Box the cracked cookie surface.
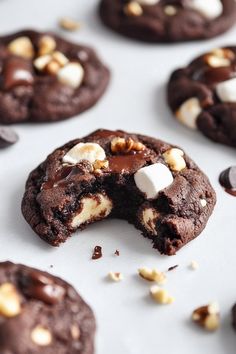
[0,29,110,124]
[22,129,216,255]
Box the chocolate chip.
[219,166,236,189]
[92,246,102,260]
[0,126,19,148]
[2,57,34,90]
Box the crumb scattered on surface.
[189,260,199,270]
[114,250,120,256]
[59,17,81,31]
[92,246,102,260]
[108,272,123,282]
[168,265,178,272]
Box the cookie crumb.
[92,246,102,260]
[108,272,123,282]
[114,249,120,256]
[168,265,178,272]
[189,260,199,270]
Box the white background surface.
[0,1,236,353]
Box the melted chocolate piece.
[19,270,66,305]
[2,57,34,90]
[0,126,19,148]
[92,246,102,260]
[108,151,149,174]
[192,66,236,87]
[89,129,124,139]
[219,166,236,196]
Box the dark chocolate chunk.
[21,129,216,256]
[0,261,95,354]
[232,303,236,330]
[0,125,19,148]
[114,249,120,256]
[2,56,34,90]
[219,166,236,189]
[168,265,178,271]
[92,246,103,260]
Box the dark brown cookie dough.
[22,129,216,256]
[0,30,110,124]
[168,47,236,147]
[99,0,236,43]
[0,261,95,354]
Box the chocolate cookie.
[22,129,216,256]
[0,30,110,124]
[99,0,236,43]
[0,261,95,354]
[167,47,236,147]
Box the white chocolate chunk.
[216,77,236,103]
[63,142,106,165]
[136,0,159,5]
[188,0,223,20]
[71,193,113,228]
[176,98,202,130]
[134,163,174,199]
[57,62,84,88]
[142,207,159,235]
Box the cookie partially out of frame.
[0,261,95,354]
[0,29,110,124]
[99,0,236,43]
[168,46,236,147]
[22,129,216,256]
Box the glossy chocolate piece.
[0,125,19,148]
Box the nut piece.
[192,302,220,331]
[93,159,109,171]
[200,198,207,207]
[189,260,199,270]
[108,272,124,282]
[124,1,143,16]
[141,207,159,235]
[8,36,34,59]
[0,283,21,317]
[164,5,177,16]
[162,148,186,172]
[52,51,69,67]
[38,35,56,56]
[138,267,166,284]
[176,97,202,130]
[63,142,106,165]
[111,137,145,153]
[34,54,52,71]
[70,324,80,340]
[150,286,175,304]
[59,17,81,31]
[205,48,235,68]
[45,60,61,75]
[31,325,52,346]
[57,62,84,89]
[134,163,174,199]
[71,193,113,228]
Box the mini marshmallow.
[137,0,159,5]
[57,62,84,89]
[63,142,106,165]
[188,0,223,20]
[134,163,174,199]
[216,77,236,103]
[176,97,202,130]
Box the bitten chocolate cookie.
[0,30,110,124]
[168,47,236,147]
[99,0,236,43]
[0,261,95,354]
[22,129,216,256]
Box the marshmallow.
[57,62,84,89]
[71,193,113,228]
[63,142,106,165]
[176,98,202,130]
[216,77,236,103]
[188,0,223,20]
[134,163,174,199]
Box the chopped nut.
[34,54,52,71]
[192,302,220,331]
[70,324,80,340]
[189,260,199,270]
[39,35,56,56]
[138,267,166,284]
[31,325,52,346]
[93,159,109,171]
[59,17,81,31]
[8,36,34,59]
[0,283,21,317]
[124,1,143,16]
[200,198,207,207]
[108,272,124,282]
[52,51,69,67]
[163,148,186,172]
[164,5,177,16]
[205,48,235,68]
[45,60,61,75]
[150,286,175,304]
[141,207,159,235]
[111,137,145,153]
